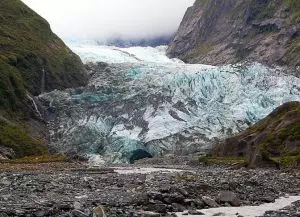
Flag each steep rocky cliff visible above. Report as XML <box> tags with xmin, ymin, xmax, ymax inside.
<box><xmin>0</xmin><ymin>0</ymin><xmax>88</xmax><ymax>158</ymax></box>
<box><xmin>211</xmin><ymin>101</ymin><xmax>300</xmax><ymax>167</ymax></box>
<box><xmin>167</xmin><ymin>0</ymin><xmax>300</xmax><ymax>67</ymax></box>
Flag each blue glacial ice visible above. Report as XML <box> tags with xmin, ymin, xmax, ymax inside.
<box><xmin>39</xmin><ymin>45</ymin><xmax>300</xmax><ymax>164</ymax></box>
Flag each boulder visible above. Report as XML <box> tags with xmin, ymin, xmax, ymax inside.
<box><xmin>138</xmin><ymin>211</ymin><xmax>161</xmax><ymax>217</ymax></box>
<box><xmin>217</xmin><ymin>191</ymin><xmax>241</xmax><ymax>206</ymax></box>
<box><xmin>92</xmin><ymin>206</ymin><xmax>106</xmax><ymax>217</ymax></box>
<box><xmin>202</xmin><ymin>196</ymin><xmax>219</xmax><ymax>208</ymax></box>
<box><xmin>188</xmin><ymin>210</ymin><xmax>204</xmax><ymax>215</ymax></box>
<box><xmin>0</xmin><ymin>146</ymin><xmax>15</xmax><ymax>159</ymax></box>
<box><xmin>71</xmin><ymin>210</ymin><xmax>88</xmax><ymax>217</ymax></box>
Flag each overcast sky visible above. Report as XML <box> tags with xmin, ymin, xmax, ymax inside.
<box><xmin>22</xmin><ymin>0</ymin><xmax>195</xmax><ymax>41</ymax></box>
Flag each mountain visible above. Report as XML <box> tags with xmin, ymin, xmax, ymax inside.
<box><xmin>167</xmin><ymin>0</ymin><xmax>300</xmax><ymax>67</ymax></box>
<box><xmin>97</xmin><ymin>36</ymin><xmax>172</xmax><ymax>48</ymax></box>
<box><xmin>210</xmin><ymin>101</ymin><xmax>300</xmax><ymax>167</ymax></box>
<box><xmin>0</xmin><ymin>0</ymin><xmax>88</xmax><ymax>158</ymax></box>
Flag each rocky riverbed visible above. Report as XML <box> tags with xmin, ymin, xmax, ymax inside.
<box><xmin>0</xmin><ymin>163</ymin><xmax>299</xmax><ymax>217</ymax></box>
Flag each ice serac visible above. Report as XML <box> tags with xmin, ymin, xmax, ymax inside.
<box><xmin>40</xmin><ymin>45</ymin><xmax>300</xmax><ymax>164</ymax></box>
<box><xmin>167</xmin><ymin>0</ymin><xmax>300</xmax><ymax>67</ymax></box>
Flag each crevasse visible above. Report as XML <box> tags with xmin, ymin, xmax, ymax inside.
<box><xmin>39</xmin><ymin>45</ymin><xmax>300</xmax><ymax>164</ymax></box>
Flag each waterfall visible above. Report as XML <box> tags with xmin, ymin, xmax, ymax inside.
<box><xmin>27</xmin><ymin>94</ymin><xmax>42</xmax><ymax>119</ymax></box>
<box><xmin>41</xmin><ymin>68</ymin><xmax>45</xmax><ymax>93</ymax></box>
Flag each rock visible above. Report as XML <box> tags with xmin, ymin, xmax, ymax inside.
<box><xmin>0</xmin><ymin>213</ymin><xmax>9</xmax><ymax>217</ymax></box>
<box><xmin>160</xmin><ymin>186</ymin><xmax>171</xmax><ymax>193</ymax></box>
<box><xmin>167</xmin><ymin>0</ymin><xmax>300</xmax><ymax>67</ymax></box>
<box><xmin>93</xmin><ymin>205</ymin><xmax>106</xmax><ymax>217</ymax></box>
<box><xmin>171</xmin><ymin>203</ymin><xmax>185</xmax><ymax>212</ymax></box>
<box><xmin>1</xmin><ymin>178</ymin><xmax>11</xmax><ymax>186</ymax></box>
<box><xmin>178</xmin><ymin>188</ymin><xmax>189</xmax><ymax>197</ymax></box>
<box><xmin>71</xmin><ymin>210</ymin><xmax>88</xmax><ymax>217</ymax></box>
<box><xmin>198</xmin><ymin>183</ymin><xmax>213</xmax><ymax>190</ymax></box>
<box><xmin>148</xmin><ymin>191</ymin><xmax>164</xmax><ymax>202</ymax></box>
<box><xmin>15</xmin><ymin>209</ymin><xmax>25</xmax><ymax>215</ymax></box>
<box><xmin>146</xmin><ymin>203</ymin><xmax>167</xmax><ymax>214</ymax></box>
<box><xmin>212</xmin><ymin>213</ymin><xmax>226</xmax><ymax>216</ymax></box>
<box><xmin>259</xmin><ymin>196</ymin><xmax>275</xmax><ymax>203</ymax></box>
<box><xmin>0</xmin><ymin>154</ymin><xmax>6</xmax><ymax>160</ymax></box>
<box><xmin>163</xmin><ymin>193</ymin><xmax>185</xmax><ymax>204</ymax></box>
<box><xmin>73</xmin><ymin>202</ymin><xmax>82</xmax><ymax>210</ymax></box>
<box><xmin>202</xmin><ymin>196</ymin><xmax>219</xmax><ymax>208</ymax></box>
<box><xmin>184</xmin><ymin>199</ymin><xmax>205</xmax><ymax>209</ymax></box>
<box><xmin>217</xmin><ymin>191</ymin><xmax>241</xmax><ymax>206</ymax></box>
<box><xmin>57</xmin><ymin>214</ymin><xmax>72</xmax><ymax>217</ymax></box>
<box><xmin>35</xmin><ymin>210</ymin><xmax>47</xmax><ymax>217</ymax></box>
<box><xmin>0</xmin><ymin>146</ymin><xmax>15</xmax><ymax>159</ymax></box>
<box><xmin>188</xmin><ymin>210</ymin><xmax>204</xmax><ymax>215</ymax></box>
<box><xmin>58</xmin><ymin>203</ymin><xmax>72</xmax><ymax>211</ymax></box>
<box><xmin>133</xmin><ymin>192</ymin><xmax>149</xmax><ymax>206</ymax></box>
<box><xmin>139</xmin><ymin>211</ymin><xmax>161</xmax><ymax>217</ymax></box>
<box><xmin>166</xmin><ymin>214</ymin><xmax>178</xmax><ymax>217</ymax></box>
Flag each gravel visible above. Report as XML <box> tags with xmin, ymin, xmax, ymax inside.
<box><xmin>0</xmin><ymin>164</ymin><xmax>299</xmax><ymax>216</ymax></box>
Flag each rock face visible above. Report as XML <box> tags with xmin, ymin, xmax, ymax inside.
<box><xmin>0</xmin><ymin>0</ymin><xmax>88</xmax><ymax>157</ymax></box>
<box><xmin>211</xmin><ymin>101</ymin><xmax>300</xmax><ymax>167</ymax></box>
<box><xmin>167</xmin><ymin>0</ymin><xmax>300</xmax><ymax>67</ymax></box>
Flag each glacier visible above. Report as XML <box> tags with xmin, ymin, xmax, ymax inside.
<box><xmin>39</xmin><ymin>44</ymin><xmax>300</xmax><ymax>164</ymax></box>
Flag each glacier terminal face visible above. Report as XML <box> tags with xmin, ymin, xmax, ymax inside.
<box><xmin>39</xmin><ymin>44</ymin><xmax>300</xmax><ymax>164</ymax></box>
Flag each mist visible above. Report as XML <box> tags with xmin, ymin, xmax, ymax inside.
<box><xmin>22</xmin><ymin>0</ymin><xmax>195</xmax><ymax>41</ymax></box>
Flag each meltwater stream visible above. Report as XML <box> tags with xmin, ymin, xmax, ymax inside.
<box><xmin>39</xmin><ymin>44</ymin><xmax>300</xmax><ymax>164</ymax></box>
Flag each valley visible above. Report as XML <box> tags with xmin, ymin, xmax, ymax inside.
<box><xmin>0</xmin><ymin>0</ymin><xmax>300</xmax><ymax>216</ymax></box>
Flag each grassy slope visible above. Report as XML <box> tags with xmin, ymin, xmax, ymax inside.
<box><xmin>0</xmin><ymin>0</ymin><xmax>87</xmax><ymax>95</ymax></box>
<box><xmin>0</xmin><ymin>0</ymin><xmax>87</xmax><ymax>158</ymax></box>
<box><xmin>0</xmin><ymin>119</ymin><xmax>47</xmax><ymax>158</ymax></box>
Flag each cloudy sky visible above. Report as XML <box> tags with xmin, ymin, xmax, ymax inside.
<box><xmin>22</xmin><ymin>0</ymin><xmax>195</xmax><ymax>41</ymax></box>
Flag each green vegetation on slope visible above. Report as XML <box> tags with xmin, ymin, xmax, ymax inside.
<box><xmin>0</xmin><ymin>154</ymin><xmax>68</xmax><ymax>164</ymax></box>
<box><xmin>0</xmin><ymin>60</ymin><xmax>25</xmax><ymax>112</ymax></box>
<box><xmin>0</xmin><ymin>0</ymin><xmax>87</xmax><ymax>96</ymax></box>
<box><xmin>283</xmin><ymin>0</ymin><xmax>300</xmax><ymax>17</ymax></box>
<box><xmin>0</xmin><ymin>120</ymin><xmax>48</xmax><ymax>158</ymax></box>
<box><xmin>0</xmin><ymin>0</ymin><xmax>88</xmax><ymax>157</ymax></box>
<box><xmin>210</xmin><ymin>102</ymin><xmax>300</xmax><ymax>168</ymax></box>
